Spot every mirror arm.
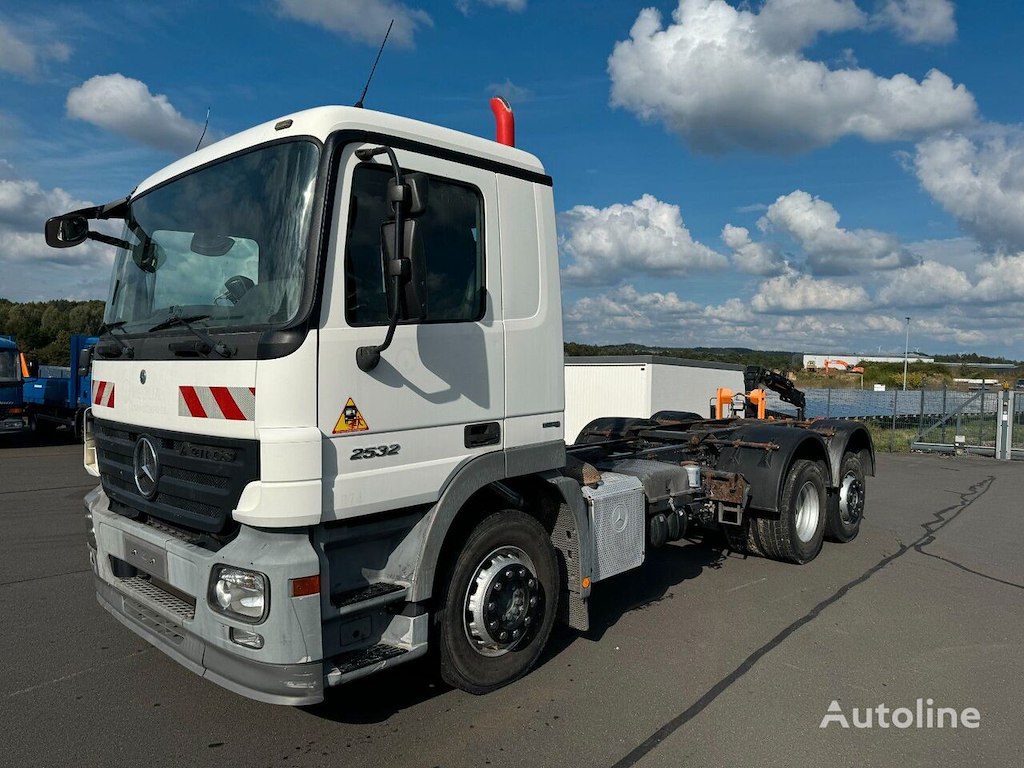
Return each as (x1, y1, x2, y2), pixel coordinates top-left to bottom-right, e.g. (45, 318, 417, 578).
(356, 145, 407, 373)
(61, 196, 131, 223)
(87, 231, 132, 250)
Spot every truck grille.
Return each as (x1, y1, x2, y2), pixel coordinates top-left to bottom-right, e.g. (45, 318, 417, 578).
(93, 418, 258, 534)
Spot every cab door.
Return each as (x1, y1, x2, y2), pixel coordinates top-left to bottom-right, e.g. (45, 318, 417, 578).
(318, 143, 504, 520)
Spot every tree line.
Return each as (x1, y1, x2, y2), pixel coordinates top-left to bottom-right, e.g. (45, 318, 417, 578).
(0, 299, 106, 366)
(564, 341, 794, 371)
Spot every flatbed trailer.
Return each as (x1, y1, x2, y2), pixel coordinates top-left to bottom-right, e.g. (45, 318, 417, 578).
(23, 334, 97, 439)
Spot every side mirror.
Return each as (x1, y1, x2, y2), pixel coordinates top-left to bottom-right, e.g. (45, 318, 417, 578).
(382, 219, 427, 320)
(44, 214, 90, 248)
(26, 359, 38, 378)
(78, 347, 93, 377)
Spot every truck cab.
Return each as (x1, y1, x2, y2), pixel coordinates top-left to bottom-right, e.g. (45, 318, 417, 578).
(0, 335, 25, 434)
(50, 106, 564, 704)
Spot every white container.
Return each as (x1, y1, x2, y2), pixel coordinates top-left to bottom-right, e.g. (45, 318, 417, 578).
(563, 356, 745, 444)
(682, 463, 701, 488)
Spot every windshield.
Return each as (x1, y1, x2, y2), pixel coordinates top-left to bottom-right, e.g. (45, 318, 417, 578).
(0, 349, 20, 383)
(105, 140, 320, 333)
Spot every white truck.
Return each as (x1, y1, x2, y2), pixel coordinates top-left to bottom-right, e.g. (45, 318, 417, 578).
(46, 100, 873, 705)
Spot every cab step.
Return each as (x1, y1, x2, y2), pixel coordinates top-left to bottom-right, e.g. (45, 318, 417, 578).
(325, 642, 426, 687)
(330, 582, 407, 613)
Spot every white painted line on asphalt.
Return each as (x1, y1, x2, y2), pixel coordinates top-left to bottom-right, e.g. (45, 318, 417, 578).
(5, 648, 154, 698)
(725, 577, 767, 593)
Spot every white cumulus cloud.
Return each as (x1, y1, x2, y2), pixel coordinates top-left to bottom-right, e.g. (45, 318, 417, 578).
(913, 129, 1024, 253)
(759, 190, 916, 274)
(276, 0, 432, 48)
(565, 284, 702, 333)
(875, 0, 956, 44)
(974, 254, 1024, 302)
(560, 194, 727, 285)
(875, 260, 973, 306)
(722, 223, 787, 275)
(66, 74, 207, 155)
(0, 17, 71, 78)
(751, 271, 871, 312)
(607, 0, 976, 153)
(0, 161, 113, 300)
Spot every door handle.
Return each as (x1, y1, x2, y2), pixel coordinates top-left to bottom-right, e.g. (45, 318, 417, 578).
(465, 421, 500, 448)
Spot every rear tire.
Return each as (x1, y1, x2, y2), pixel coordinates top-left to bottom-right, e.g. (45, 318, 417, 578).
(27, 412, 50, 435)
(756, 459, 826, 564)
(723, 517, 764, 557)
(825, 451, 866, 543)
(436, 510, 559, 694)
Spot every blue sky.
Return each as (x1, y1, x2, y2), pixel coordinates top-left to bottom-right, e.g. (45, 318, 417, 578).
(2, 0, 1024, 357)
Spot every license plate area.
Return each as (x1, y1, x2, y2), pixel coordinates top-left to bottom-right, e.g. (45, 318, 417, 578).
(123, 533, 168, 580)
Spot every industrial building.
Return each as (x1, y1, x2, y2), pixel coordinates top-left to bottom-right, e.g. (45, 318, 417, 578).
(802, 353, 934, 370)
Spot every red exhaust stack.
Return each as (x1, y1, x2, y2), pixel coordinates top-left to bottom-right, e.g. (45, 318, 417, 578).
(490, 96, 515, 147)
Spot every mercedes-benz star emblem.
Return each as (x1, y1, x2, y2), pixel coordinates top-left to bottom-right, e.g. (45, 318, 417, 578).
(133, 436, 160, 499)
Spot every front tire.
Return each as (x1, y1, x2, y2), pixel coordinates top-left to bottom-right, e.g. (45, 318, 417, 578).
(756, 459, 827, 564)
(436, 510, 559, 694)
(825, 451, 866, 543)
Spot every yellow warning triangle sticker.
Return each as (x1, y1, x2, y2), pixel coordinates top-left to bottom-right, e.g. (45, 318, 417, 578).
(333, 397, 369, 434)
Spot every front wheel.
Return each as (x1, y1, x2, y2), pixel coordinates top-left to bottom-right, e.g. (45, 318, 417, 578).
(755, 459, 827, 564)
(436, 510, 559, 694)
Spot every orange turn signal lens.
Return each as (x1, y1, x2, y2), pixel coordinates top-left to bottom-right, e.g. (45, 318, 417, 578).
(581, 577, 591, 589)
(290, 575, 320, 597)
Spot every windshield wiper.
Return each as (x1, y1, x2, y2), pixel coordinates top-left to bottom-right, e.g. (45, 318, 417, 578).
(98, 320, 135, 359)
(148, 313, 210, 332)
(148, 313, 235, 358)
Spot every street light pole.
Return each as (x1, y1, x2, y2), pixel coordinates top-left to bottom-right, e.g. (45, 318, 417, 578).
(903, 316, 911, 391)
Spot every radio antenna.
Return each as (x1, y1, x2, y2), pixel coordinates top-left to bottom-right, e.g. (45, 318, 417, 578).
(354, 19, 394, 109)
(194, 107, 210, 152)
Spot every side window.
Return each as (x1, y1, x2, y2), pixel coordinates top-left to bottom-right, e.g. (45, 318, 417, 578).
(344, 164, 485, 326)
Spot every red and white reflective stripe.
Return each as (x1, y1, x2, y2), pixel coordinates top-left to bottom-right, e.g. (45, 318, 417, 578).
(178, 386, 255, 421)
(92, 380, 115, 408)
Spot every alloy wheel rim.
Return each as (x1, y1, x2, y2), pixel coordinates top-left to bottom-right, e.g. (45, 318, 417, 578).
(463, 546, 542, 657)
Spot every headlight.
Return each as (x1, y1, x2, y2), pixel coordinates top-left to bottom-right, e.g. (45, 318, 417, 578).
(85, 510, 96, 550)
(209, 565, 269, 623)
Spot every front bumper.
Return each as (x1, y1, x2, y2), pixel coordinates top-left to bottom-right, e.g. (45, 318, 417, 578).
(86, 486, 325, 705)
(0, 415, 24, 434)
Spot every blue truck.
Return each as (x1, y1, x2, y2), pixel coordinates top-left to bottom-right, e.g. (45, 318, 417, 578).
(22, 334, 98, 439)
(0, 335, 26, 434)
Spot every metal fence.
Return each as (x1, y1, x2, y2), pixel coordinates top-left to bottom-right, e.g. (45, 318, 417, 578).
(766, 385, 1022, 455)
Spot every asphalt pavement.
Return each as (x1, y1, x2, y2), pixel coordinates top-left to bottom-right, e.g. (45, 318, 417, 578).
(1, 434, 1022, 768)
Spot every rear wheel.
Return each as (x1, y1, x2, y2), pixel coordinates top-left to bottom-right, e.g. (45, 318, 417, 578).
(756, 459, 826, 564)
(825, 451, 866, 543)
(27, 412, 51, 435)
(436, 510, 559, 694)
(723, 517, 764, 557)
